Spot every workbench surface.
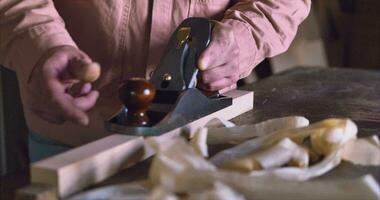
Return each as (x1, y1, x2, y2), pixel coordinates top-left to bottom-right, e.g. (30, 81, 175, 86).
(1, 67, 380, 198)
(235, 67, 380, 183)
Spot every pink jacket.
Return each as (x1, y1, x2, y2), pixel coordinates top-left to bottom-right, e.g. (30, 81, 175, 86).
(0, 0, 311, 146)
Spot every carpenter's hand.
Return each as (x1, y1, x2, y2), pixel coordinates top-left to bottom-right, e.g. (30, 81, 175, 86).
(26, 46, 99, 125)
(198, 22, 241, 93)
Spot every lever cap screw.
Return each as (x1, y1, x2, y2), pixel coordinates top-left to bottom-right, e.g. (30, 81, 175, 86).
(162, 73, 172, 81)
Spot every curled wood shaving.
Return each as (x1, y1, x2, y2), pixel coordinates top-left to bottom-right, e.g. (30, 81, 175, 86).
(221, 138, 309, 172)
(146, 117, 379, 199)
(190, 128, 209, 157)
(207, 116, 309, 145)
(342, 135, 380, 166)
(148, 137, 380, 200)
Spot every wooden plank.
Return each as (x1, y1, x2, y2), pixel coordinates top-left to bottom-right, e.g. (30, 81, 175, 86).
(31, 135, 144, 198)
(30, 90, 254, 198)
(147, 90, 254, 147)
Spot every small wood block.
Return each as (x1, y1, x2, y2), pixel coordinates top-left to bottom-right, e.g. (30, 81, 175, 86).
(15, 183, 57, 200)
(30, 90, 254, 198)
(31, 135, 144, 198)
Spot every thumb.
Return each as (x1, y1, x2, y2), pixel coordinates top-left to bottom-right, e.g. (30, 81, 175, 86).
(198, 53, 210, 71)
(197, 23, 226, 71)
(198, 42, 219, 71)
(69, 60, 101, 83)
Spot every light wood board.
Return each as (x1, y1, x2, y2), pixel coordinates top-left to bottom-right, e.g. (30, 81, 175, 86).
(28, 90, 254, 198)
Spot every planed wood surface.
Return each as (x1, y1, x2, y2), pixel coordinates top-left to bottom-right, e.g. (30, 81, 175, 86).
(31, 135, 145, 198)
(28, 90, 254, 198)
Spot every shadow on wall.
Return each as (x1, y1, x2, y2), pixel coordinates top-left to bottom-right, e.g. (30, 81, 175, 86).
(246, 0, 380, 83)
(314, 0, 380, 69)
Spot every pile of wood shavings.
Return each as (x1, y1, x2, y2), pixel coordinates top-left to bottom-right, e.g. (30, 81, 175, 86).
(69, 116, 380, 200)
(146, 116, 380, 200)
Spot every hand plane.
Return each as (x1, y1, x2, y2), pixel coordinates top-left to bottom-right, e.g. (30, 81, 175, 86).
(106, 18, 232, 136)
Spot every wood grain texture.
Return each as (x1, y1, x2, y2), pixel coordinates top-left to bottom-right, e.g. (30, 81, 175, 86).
(31, 135, 145, 198)
(235, 67, 380, 182)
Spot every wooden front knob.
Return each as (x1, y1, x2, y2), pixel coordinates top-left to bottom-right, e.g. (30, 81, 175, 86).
(119, 77, 156, 126)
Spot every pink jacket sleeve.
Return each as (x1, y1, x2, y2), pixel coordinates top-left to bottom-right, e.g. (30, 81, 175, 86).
(0, 0, 77, 85)
(222, 0, 311, 77)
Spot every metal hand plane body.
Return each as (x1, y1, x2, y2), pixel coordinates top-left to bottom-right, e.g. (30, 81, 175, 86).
(106, 18, 232, 136)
